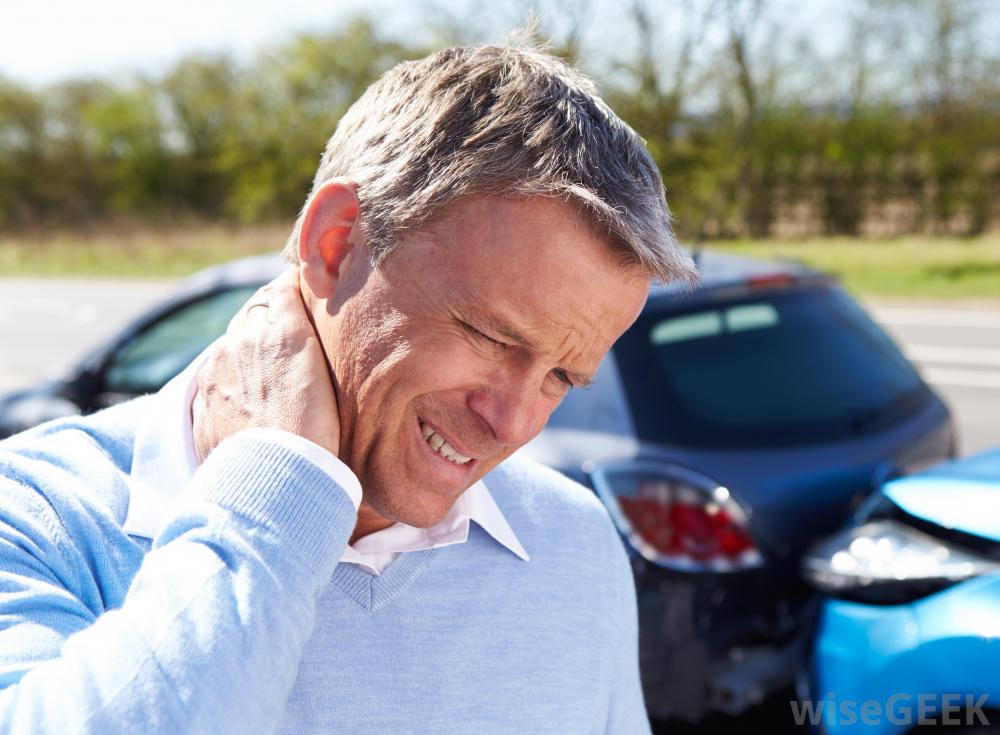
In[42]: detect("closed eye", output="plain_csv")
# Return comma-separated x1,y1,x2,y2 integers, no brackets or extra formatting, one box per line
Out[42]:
461,319,578,390
460,321,507,351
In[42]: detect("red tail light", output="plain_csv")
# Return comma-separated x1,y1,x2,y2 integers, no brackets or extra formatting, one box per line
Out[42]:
618,494,754,561
590,462,763,572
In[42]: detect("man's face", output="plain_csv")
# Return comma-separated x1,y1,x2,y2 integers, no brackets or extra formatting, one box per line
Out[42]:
316,195,649,529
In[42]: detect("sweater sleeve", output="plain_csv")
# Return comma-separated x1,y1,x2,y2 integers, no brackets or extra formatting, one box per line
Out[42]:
605,541,652,735
0,430,357,735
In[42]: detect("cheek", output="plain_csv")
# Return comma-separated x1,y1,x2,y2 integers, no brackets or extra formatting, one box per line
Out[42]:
348,331,488,415
394,336,488,395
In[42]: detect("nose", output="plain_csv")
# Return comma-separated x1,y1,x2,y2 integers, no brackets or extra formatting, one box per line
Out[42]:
466,370,550,448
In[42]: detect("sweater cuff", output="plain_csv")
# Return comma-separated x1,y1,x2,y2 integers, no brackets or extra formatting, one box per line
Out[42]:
194,430,358,569
238,428,362,511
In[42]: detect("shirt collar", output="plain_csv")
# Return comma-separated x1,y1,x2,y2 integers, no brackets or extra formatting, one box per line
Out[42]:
125,341,529,564
125,341,209,538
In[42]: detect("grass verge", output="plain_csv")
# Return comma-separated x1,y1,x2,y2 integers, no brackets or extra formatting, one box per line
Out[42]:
709,235,1000,300
0,225,289,278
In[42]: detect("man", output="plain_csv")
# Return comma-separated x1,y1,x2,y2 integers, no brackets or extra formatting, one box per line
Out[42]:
0,43,696,733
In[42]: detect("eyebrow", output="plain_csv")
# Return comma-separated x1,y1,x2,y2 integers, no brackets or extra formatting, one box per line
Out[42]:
461,305,535,349
486,316,538,350
466,308,596,388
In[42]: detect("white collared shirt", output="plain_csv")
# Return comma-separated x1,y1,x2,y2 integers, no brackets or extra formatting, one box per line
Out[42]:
125,342,529,576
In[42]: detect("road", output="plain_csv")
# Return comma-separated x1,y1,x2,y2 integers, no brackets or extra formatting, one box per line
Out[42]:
866,300,1000,455
0,278,178,393
0,279,998,454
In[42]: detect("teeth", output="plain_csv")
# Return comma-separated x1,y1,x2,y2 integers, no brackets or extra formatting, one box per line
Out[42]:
438,439,469,464
419,421,472,465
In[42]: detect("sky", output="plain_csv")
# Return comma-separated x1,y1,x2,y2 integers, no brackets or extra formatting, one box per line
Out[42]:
1,0,852,88
9,0,986,97
0,0,385,86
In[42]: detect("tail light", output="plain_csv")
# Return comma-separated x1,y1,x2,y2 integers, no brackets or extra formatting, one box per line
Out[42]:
589,460,763,572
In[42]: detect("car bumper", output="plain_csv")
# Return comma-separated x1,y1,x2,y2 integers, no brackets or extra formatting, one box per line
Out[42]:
636,561,814,722
804,571,1000,734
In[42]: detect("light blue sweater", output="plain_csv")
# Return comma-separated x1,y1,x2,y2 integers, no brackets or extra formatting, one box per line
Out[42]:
0,397,649,734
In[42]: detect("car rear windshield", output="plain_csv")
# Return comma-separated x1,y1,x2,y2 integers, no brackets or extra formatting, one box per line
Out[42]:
613,285,929,448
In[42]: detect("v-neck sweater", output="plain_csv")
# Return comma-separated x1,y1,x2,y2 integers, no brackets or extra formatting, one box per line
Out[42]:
0,397,650,734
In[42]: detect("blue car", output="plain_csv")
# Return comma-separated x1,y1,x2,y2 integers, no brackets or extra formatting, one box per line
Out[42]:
801,449,1000,733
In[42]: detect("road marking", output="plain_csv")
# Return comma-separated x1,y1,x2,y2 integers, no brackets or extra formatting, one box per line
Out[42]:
873,307,1000,329
906,345,1000,367
919,367,1000,390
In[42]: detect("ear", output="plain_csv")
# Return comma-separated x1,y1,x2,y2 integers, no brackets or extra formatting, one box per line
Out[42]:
298,180,361,300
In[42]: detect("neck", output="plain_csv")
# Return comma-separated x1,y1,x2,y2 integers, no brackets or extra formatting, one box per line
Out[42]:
192,375,380,543
351,501,395,544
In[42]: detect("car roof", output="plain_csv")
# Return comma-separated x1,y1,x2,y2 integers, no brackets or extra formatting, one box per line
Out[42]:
650,248,822,298
177,252,286,294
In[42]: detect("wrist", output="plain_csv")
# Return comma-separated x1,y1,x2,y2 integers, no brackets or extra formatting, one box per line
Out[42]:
192,430,359,570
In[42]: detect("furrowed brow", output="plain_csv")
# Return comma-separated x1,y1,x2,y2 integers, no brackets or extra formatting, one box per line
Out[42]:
467,308,537,350
491,320,536,349
463,305,595,387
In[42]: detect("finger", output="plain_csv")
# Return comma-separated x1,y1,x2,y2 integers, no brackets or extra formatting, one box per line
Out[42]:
226,268,305,343
227,295,263,337
261,268,304,325
227,269,289,334
257,270,316,343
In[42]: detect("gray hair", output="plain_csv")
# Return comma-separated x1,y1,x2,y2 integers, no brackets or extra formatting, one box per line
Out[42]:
282,43,697,285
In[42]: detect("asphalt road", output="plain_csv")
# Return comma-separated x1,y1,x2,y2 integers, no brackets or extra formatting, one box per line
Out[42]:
866,300,1000,455
0,278,178,392
0,278,998,455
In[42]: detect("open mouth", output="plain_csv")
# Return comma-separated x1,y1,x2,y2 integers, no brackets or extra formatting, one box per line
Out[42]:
418,419,474,466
